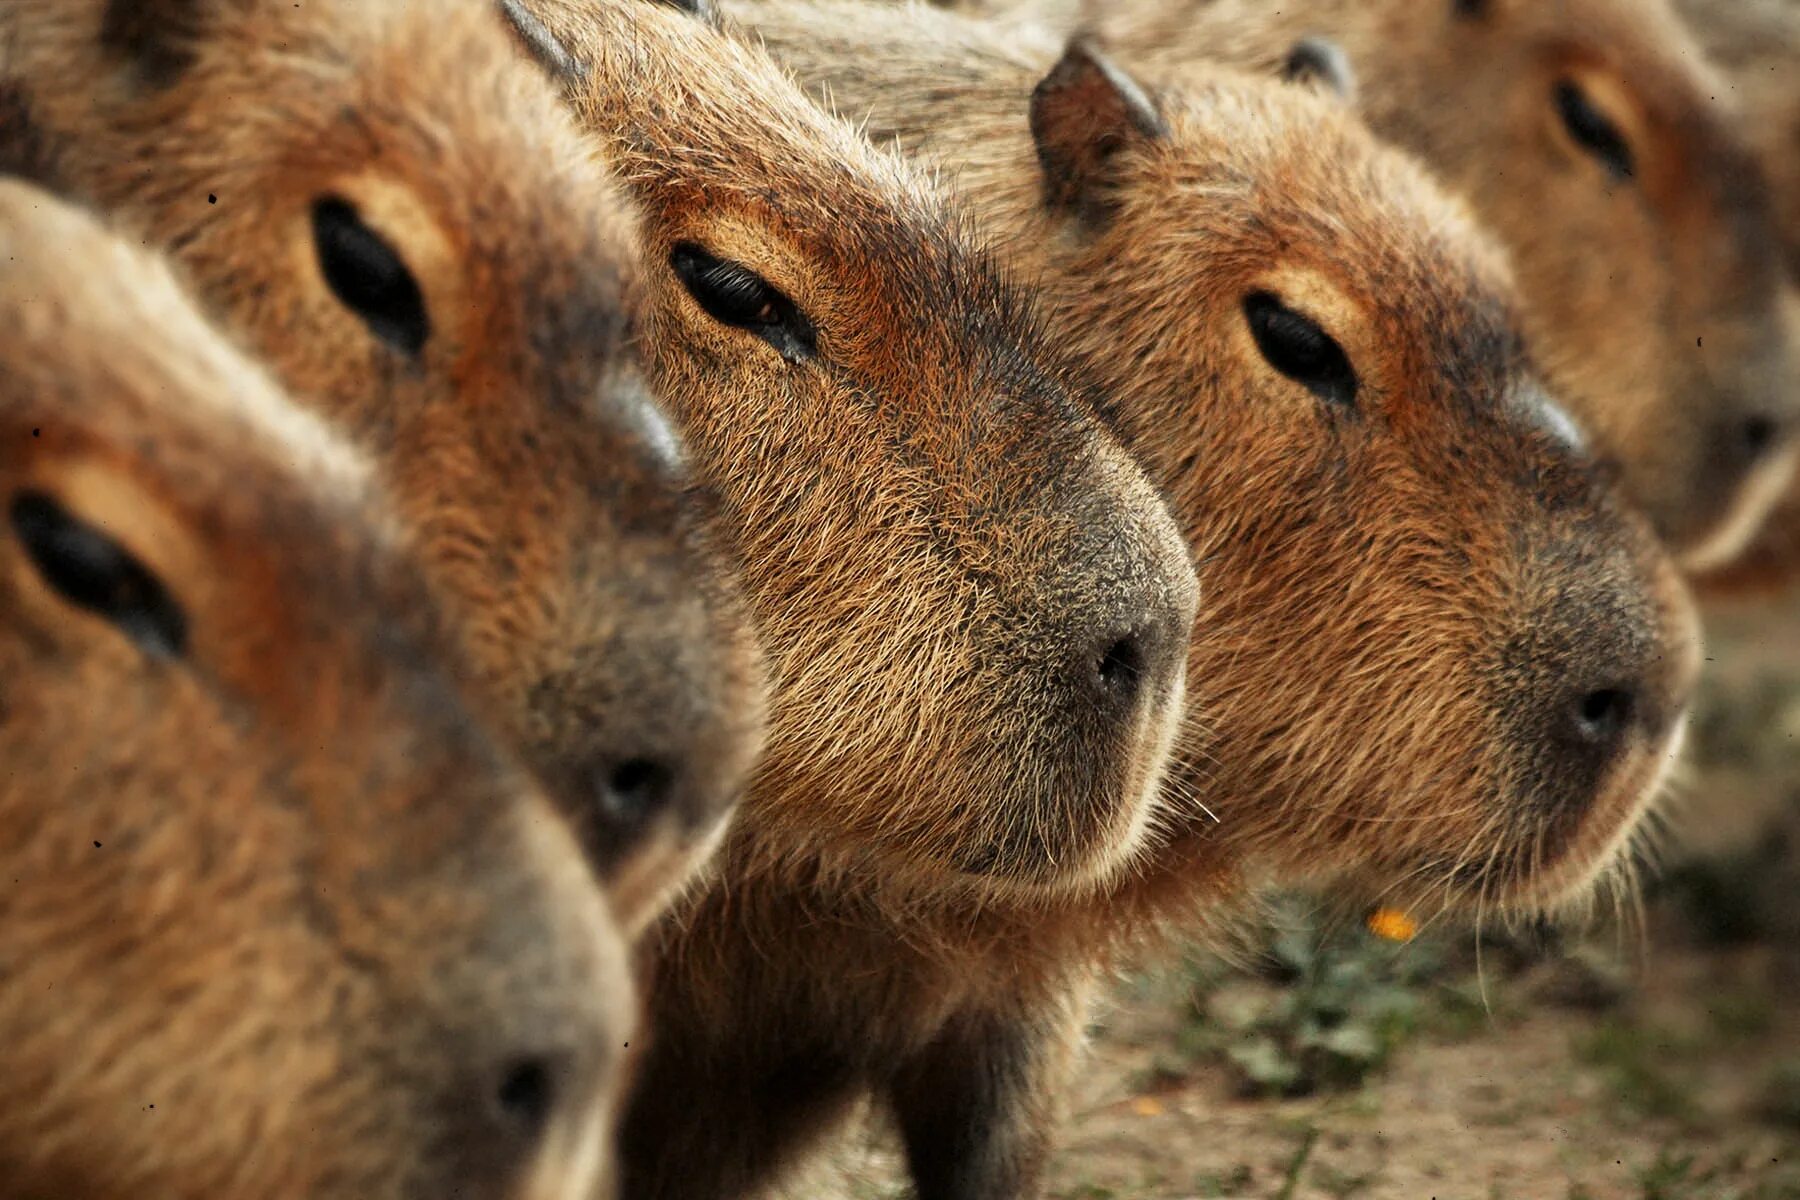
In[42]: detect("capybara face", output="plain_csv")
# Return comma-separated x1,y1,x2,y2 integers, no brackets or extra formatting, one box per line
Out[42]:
0,0,767,932
1084,72,1703,916
506,0,1200,897
0,182,628,1200
1094,0,1798,572
733,4,1702,918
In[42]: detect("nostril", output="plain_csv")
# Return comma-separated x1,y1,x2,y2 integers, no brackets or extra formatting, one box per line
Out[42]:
1095,633,1145,694
1572,686,1636,745
597,757,675,827
1741,414,1780,460
493,1055,558,1138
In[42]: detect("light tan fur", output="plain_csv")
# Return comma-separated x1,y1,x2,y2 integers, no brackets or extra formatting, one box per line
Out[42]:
500,0,1202,1195
723,2,1702,1193
0,0,768,933
1674,0,1800,597
0,179,631,1200
991,0,1799,570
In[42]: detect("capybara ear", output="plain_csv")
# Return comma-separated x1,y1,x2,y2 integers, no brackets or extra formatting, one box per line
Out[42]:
1451,0,1491,18
1029,36,1167,223
652,0,720,23
1282,36,1357,103
499,0,590,82
99,0,209,87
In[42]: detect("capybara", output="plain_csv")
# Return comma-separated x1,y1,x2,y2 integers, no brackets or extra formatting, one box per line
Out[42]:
1021,0,1800,572
1672,0,1800,597
501,0,1197,1195
0,0,767,932
0,179,630,1200
702,1,1689,1192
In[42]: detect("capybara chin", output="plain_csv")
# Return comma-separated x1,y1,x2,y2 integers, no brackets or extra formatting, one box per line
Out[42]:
1052,0,1799,572
0,0,768,934
509,0,1198,901
0,180,629,1200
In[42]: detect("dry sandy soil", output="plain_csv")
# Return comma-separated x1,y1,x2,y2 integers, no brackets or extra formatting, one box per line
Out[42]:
776,601,1800,1200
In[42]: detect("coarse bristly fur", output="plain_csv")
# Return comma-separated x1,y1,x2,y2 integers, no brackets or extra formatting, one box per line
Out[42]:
728,1,1700,1194
0,0,769,934
1674,0,1800,598
976,0,1800,573
0,179,629,1200
502,0,1202,1196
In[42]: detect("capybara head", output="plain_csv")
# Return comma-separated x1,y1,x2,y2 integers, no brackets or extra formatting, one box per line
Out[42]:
0,0,767,930
503,0,1200,899
1675,0,1800,598
0,181,629,1200
1090,0,1798,572
734,4,1702,919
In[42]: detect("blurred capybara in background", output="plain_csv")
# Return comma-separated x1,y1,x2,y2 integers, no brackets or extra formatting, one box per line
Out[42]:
0,180,630,1200
1020,0,1799,573
503,0,1197,1195
1672,0,1800,598
731,1,1699,1192
0,0,767,932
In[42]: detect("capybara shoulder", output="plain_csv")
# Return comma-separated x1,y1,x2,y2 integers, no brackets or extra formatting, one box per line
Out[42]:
0,180,628,1200
0,0,767,931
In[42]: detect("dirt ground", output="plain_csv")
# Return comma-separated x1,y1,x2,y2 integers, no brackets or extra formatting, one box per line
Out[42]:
786,600,1800,1200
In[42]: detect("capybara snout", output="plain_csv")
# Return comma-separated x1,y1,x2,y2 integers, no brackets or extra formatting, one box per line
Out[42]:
961,447,1198,886
0,181,629,1200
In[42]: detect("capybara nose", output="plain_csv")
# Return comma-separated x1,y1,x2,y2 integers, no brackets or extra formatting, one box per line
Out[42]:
595,755,678,834
1738,412,1782,461
1081,612,1177,720
1564,683,1640,759
492,1053,567,1145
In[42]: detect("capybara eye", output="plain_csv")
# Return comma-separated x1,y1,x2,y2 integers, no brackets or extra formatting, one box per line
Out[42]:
311,197,431,356
1553,81,1634,180
1242,292,1358,408
10,491,187,658
669,242,818,363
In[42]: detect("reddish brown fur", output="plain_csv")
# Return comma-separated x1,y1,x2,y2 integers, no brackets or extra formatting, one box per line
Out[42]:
1015,0,1799,571
503,1,1201,1195
1674,0,1800,597
0,0,767,932
728,2,1698,1194
0,180,628,1200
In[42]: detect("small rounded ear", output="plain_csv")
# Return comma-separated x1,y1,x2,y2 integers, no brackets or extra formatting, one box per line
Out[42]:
1029,36,1168,225
100,0,209,89
652,0,720,22
498,0,590,83
1282,37,1357,103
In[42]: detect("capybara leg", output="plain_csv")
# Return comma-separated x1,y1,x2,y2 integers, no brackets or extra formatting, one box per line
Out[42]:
888,998,1086,1200
619,1035,864,1200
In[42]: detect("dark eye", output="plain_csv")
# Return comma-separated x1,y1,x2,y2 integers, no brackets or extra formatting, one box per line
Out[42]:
11,491,187,658
669,243,817,363
1243,292,1358,408
312,197,430,356
1554,81,1634,180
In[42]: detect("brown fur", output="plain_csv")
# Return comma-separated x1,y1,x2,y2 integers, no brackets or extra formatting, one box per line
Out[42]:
1006,0,1800,572
0,0,768,933
0,180,629,1200
726,2,1699,1193
1673,0,1800,597
502,0,1200,1195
